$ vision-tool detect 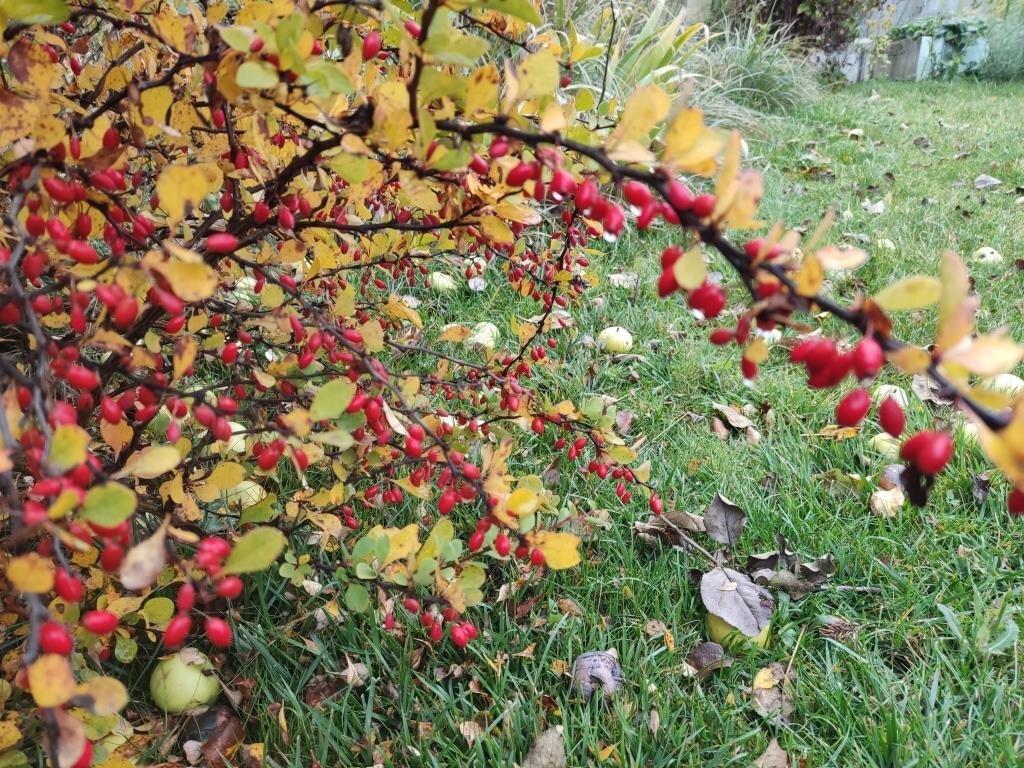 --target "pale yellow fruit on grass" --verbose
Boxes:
[972,246,1003,264]
[428,271,458,293]
[150,650,220,713]
[870,433,901,461]
[597,326,633,353]
[706,613,770,649]
[979,374,1024,398]
[227,480,267,508]
[467,322,499,349]
[873,384,908,408]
